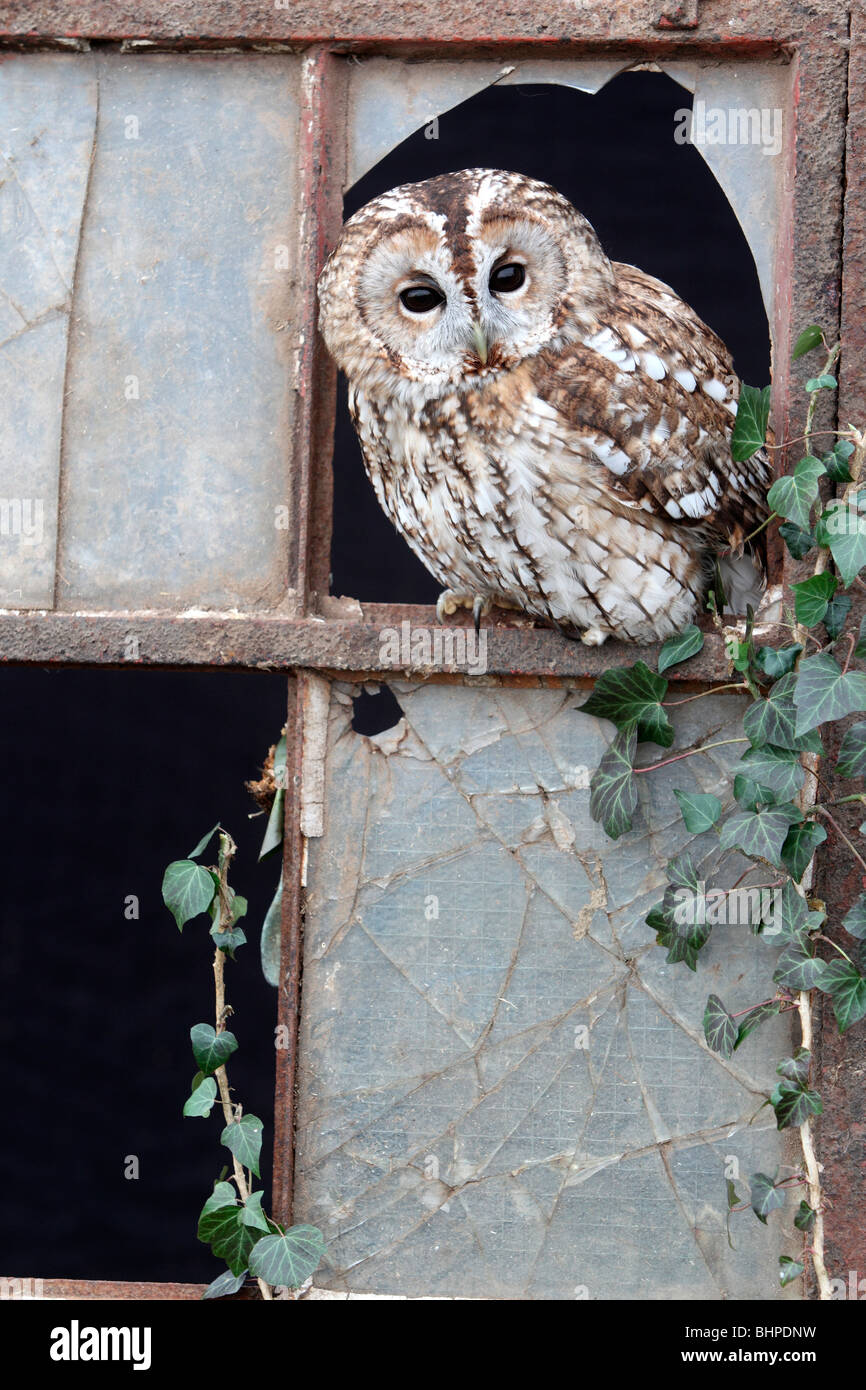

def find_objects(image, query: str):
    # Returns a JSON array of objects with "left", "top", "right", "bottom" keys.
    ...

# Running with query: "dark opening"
[
  {"left": 351, "top": 685, "right": 405, "bottom": 737},
  {"left": 0, "top": 668, "right": 286, "bottom": 1283},
  {"left": 329, "top": 72, "right": 772, "bottom": 605}
]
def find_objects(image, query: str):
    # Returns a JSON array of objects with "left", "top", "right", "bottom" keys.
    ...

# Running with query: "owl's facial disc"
[
  {"left": 470, "top": 213, "right": 569, "bottom": 363},
  {"left": 353, "top": 221, "right": 479, "bottom": 385}
]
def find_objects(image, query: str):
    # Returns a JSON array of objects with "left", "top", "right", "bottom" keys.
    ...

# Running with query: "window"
[{"left": 0, "top": 0, "right": 856, "bottom": 1299}]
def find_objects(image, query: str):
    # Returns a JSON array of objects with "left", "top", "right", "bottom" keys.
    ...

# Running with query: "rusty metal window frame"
[{"left": 0, "top": 0, "right": 854, "bottom": 1299}]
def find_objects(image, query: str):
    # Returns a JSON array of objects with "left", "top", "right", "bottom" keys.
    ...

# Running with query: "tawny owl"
[{"left": 317, "top": 167, "right": 771, "bottom": 645}]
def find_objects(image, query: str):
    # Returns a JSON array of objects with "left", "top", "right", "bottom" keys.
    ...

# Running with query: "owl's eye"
[
  {"left": 399, "top": 285, "right": 445, "bottom": 314},
  {"left": 489, "top": 262, "right": 526, "bottom": 294}
]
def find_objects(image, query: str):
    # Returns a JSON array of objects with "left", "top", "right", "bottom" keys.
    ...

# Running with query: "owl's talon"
[
  {"left": 580, "top": 624, "right": 612, "bottom": 647},
  {"left": 436, "top": 590, "right": 464, "bottom": 622},
  {"left": 436, "top": 590, "right": 490, "bottom": 626}
]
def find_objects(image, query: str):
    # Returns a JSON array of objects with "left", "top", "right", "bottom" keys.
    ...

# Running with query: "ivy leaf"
[
  {"left": 772, "top": 936, "right": 828, "bottom": 991},
  {"left": 719, "top": 806, "right": 801, "bottom": 868},
  {"left": 764, "top": 880, "right": 817, "bottom": 939},
  {"left": 777, "top": 1046, "right": 811, "bottom": 1085},
  {"left": 258, "top": 735, "right": 288, "bottom": 863},
  {"left": 259, "top": 791, "right": 285, "bottom": 863},
  {"left": 209, "top": 884, "right": 249, "bottom": 959},
  {"left": 769, "top": 1079, "right": 822, "bottom": 1130},
  {"left": 794, "top": 1201, "right": 816, "bottom": 1233},
  {"left": 754, "top": 644, "right": 802, "bottom": 680},
  {"left": 767, "top": 456, "right": 825, "bottom": 530},
  {"left": 744, "top": 673, "right": 823, "bottom": 753},
  {"left": 197, "top": 1185, "right": 263, "bottom": 1276},
  {"left": 734, "top": 999, "right": 782, "bottom": 1048},
  {"left": 842, "top": 894, "right": 866, "bottom": 940},
  {"left": 732, "top": 775, "right": 777, "bottom": 811},
  {"left": 749, "top": 1172, "right": 785, "bottom": 1224},
  {"left": 663, "top": 880, "right": 708, "bottom": 937},
  {"left": 823, "top": 441, "right": 854, "bottom": 484},
  {"left": 260, "top": 876, "right": 283, "bottom": 988},
  {"left": 760, "top": 890, "right": 825, "bottom": 941},
  {"left": 726, "top": 636, "right": 753, "bottom": 673},
  {"left": 793, "top": 654, "right": 866, "bottom": 735},
  {"left": 221, "top": 1114, "right": 264, "bottom": 1178},
  {"left": 199, "top": 1180, "right": 236, "bottom": 1214},
  {"left": 650, "top": 904, "right": 711, "bottom": 972},
  {"left": 162, "top": 859, "right": 217, "bottom": 931},
  {"left": 589, "top": 729, "right": 638, "bottom": 840},
  {"left": 792, "top": 324, "right": 824, "bottom": 359},
  {"left": 667, "top": 851, "right": 701, "bottom": 891},
  {"left": 209, "top": 884, "right": 248, "bottom": 928},
  {"left": 816, "top": 502, "right": 866, "bottom": 587},
  {"left": 578, "top": 663, "right": 672, "bottom": 746},
  {"left": 190, "top": 1023, "right": 239, "bottom": 1076},
  {"left": 658, "top": 625, "right": 704, "bottom": 674},
  {"left": 790, "top": 572, "right": 837, "bottom": 628},
  {"left": 781, "top": 821, "right": 827, "bottom": 882},
  {"left": 189, "top": 824, "right": 220, "bottom": 859},
  {"left": 836, "top": 722, "right": 866, "bottom": 778},
  {"left": 731, "top": 384, "right": 771, "bottom": 462},
  {"left": 183, "top": 1075, "right": 217, "bottom": 1118},
  {"left": 672, "top": 788, "right": 722, "bottom": 833},
  {"left": 779, "top": 1256, "right": 805, "bottom": 1287},
  {"left": 733, "top": 745, "right": 804, "bottom": 803},
  {"left": 248, "top": 1225, "right": 327, "bottom": 1290},
  {"left": 824, "top": 594, "right": 853, "bottom": 641},
  {"left": 202, "top": 1268, "right": 247, "bottom": 1300},
  {"left": 778, "top": 523, "right": 816, "bottom": 561},
  {"left": 805, "top": 374, "right": 838, "bottom": 391},
  {"left": 240, "top": 1190, "right": 271, "bottom": 1232},
  {"left": 703, "top": 994, "right": 737, "bottom": 1058},
  {"left": 821, "top": 959, "right": 866, "bottom": 1032},
  {"left": 211, "top": 922, "right": 247, "bottom": 960}
]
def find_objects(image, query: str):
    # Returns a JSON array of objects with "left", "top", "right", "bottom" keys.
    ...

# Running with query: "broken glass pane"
[{"left": 296, "top": 683, "right": 798, "bottom": 1299}]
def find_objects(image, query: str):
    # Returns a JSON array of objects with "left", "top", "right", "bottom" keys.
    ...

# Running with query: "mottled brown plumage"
[{"left": 318, "top": 168, "right": 771, "bottom": 644}]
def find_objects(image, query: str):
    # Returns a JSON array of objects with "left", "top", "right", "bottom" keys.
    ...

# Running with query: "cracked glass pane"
[
  {"left": 0, "top": 52, "right": 299, "bottom": 611},
  {"left": 296, "top": 682, "right": 798, "bottom": 1300}
]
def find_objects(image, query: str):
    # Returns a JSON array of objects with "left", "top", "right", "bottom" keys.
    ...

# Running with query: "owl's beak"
[{"left": 470, "top": 322, "right": 489, "bottom": 366}]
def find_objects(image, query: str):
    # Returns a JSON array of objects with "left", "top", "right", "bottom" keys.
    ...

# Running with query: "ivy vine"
[
  {"left": 578, "top": 326, "right": 866, "bottom": 1298},
  {"left": 162, "top": 825, "right": 325, "bottom": 1300}
]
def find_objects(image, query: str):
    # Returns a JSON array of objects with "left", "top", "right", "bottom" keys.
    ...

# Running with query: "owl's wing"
[{"left": 529, "top": 262, "right": 772, "bottom": 549}]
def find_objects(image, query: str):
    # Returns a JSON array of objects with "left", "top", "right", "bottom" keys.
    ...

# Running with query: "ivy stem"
[
  {"left": 790, "top": 390, "right": 849, "bottom": 1303},
  {"left": 795, "top": 984, "right": 830, "bottom": 1298},
  {"left": 814, "top": 933, "right": 855, "bottom": 965},
  {"left": 741, "top": 513, "right": 777, "bottom": 547},
  {"left": 213, "top": 831, "right": 273, "bottom": 1302},
  {"left": 663, "top": 683, "right": 748, "bottom": 707},
  {"left": 763, "top": 428, "right": 851, "bottom": 453},
  {"left": 841, "top": 630, "right": 857, "bottom": 675},
  {"left": 634, "top": 737, "right": 748, "bottom": 774},
  {"left": 803, "top": 343, "right": 841, "bottom": 453},
  {"left": 813, "top": 805, "right": 866, "bottom": 877},
  {"left": 729, "top": 998, "right": 780, "bottom": 1020}
]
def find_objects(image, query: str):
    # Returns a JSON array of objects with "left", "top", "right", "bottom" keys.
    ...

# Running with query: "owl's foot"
[
  {"left": 580, "top": 624, "right": 612, "bottom": 647},
  {"left": 436, "top": 590, "right": 492, "bottom": 634}
]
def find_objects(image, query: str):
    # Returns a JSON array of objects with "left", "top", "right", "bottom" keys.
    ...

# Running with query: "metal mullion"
[{"left": 290, "top": 47, "right": 349, "bottom": 613}]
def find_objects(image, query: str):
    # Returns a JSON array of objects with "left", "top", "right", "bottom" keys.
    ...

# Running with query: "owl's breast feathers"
[{"left": 347, "top": 260, "right": 771, "bottom": 642}]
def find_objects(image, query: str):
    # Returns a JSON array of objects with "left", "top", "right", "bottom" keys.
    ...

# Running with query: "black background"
[
  {"left": 0, "top": 72, "right": 770, "bottom": 1285},
  {"left": 331, "top": 72, "right": 770, "bottom": 602}
]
